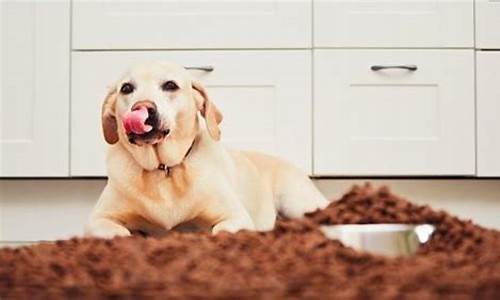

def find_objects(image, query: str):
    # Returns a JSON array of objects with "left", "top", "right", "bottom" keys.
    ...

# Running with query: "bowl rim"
[{"left": 320, "top": 223, "right": 435, "bottom": 233}]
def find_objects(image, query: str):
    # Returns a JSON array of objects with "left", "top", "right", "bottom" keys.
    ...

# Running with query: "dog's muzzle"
[{"left": 124, "top": 100, "right": 170, "bottom": 145}]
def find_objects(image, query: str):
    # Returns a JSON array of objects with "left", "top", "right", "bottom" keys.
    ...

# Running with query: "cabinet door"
[
  {"left": 71, "top": 51, "right": 312, "bottom": 176},
  {"left": 477, "top": 52, "right": 500, "bottom": 176},
  {"left": 0, "top": 1, "right": 70, "bottom": 177},
  {"left": 476, "top": 0, "right": 500, "bottom": 49},
  {"left": 72, "top": 0, "right": 311, "bottom": 49},
  {"left": 314, "top": 50, "right": 475, "bottom": 176},
  {"left": 314, "top": 0, "right": 473, "bottom": 48}
]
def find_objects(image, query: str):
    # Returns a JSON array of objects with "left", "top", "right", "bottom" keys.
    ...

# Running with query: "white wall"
[
  {"left": 1, "top": 179, "right": 499, "bottom": 242},
  {"left": 0, "top": 180, "right": 104, "bottom": 241}
]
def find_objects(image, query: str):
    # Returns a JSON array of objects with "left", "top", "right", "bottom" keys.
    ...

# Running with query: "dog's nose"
[
  {"left": 130, "top": 100, "right": 162, "bottom": 131},
  {"left": 132, "top": 100, "right": 157, "bottom": 116}
]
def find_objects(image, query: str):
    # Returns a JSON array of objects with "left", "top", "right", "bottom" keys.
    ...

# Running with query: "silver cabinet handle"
[
  {"left": 184, "top": 66, "right": 214, "bottom": 72},
  {"left": 371, "top": 65, "right": 418, "bottom": 71}
]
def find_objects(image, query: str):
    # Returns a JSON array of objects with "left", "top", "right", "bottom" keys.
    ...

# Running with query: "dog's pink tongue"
[{"left": 122, "top": 106, "right": 153, "bottom": 135}]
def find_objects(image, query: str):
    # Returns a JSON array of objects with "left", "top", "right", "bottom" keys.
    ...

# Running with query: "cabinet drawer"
[
  {"left": 314, "top": 49, "right": 474, "bottom": 176},
  {"left": 314, "top": 0, "right": 473, "bottom": 48},
  {"left": 476, "top": 0, "right": 500, "bottom": 49},
  {"left": 72, "top": 1, "right": 311, "bottom": 49},
  {"left": 71, "top": 51, "right": 311, "bottom": 176},
  {"left": 477, "top": 52, "right": 500, "bottom": 176}
]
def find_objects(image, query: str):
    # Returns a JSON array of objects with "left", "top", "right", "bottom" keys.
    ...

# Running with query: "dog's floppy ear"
[
  {"left": 101, "top": 89, "right": 119, "bottom": 144},
  {"left": 192, "top": 80, "right": 223, "bottom": 141}
]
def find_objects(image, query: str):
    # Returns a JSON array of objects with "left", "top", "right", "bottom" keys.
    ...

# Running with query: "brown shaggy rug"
[{"left": 1, "top": 184, "right": 500, "bottom": 299}]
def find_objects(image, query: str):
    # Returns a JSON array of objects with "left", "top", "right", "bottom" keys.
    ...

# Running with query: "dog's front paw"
[
  {"left": 212, "top": 218, "right": 255, "bottom": 234},
  {"left": 85, "top": 218, "right": 131, "bottom": 239}
]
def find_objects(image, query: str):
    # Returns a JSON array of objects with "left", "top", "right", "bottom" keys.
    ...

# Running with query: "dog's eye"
[
  {"left": 161, "top": 81, "right": 179, "bottom": 92},
  {"left": 120, "top": 82, "right": 135, "bottom": 95}
]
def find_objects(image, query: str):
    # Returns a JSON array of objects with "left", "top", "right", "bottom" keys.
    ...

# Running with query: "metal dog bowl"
[{"left": 320, "top": 224, "right": 436, "bottom": 257}]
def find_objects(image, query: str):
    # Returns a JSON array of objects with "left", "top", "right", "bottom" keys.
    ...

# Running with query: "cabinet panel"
[
  {"left": 314, "top": 0, "right": 473, "bottom": 48},
  {"left": 314, "top": 49, "right": 475, "bottom": 176},
  {"left": 71, "top": 51, "right": 311, "bottom": 176},
  {"left": 0, "top": 1, "right": 70, "bottom": 177},
  {"left": 477, "top": 52, "right": 500, "bottom": 176},
  {"left": 72, "top": 0, "right": 311, "bottom": 49},
  {"left": 476, "top": 0, "right": 500, "bottom": 49}
]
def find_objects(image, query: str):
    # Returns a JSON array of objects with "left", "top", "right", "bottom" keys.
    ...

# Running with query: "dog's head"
[{"left": 101, "top": 61, "right": 222, "bottom": 169}]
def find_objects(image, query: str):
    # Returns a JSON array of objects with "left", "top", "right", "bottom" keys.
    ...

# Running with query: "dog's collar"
[{"left": 157, "top": 138, "right": 196, "bottom": 176}]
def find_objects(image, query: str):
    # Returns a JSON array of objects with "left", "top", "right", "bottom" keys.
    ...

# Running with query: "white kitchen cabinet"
[
  {"left": 0, "top": 1, "right": 70, "bottom": 177},
  {"left": 477, "top": 52, "right": 500, "bottom": 177},
  {"left": 314, "top": 49, "right": 475, "bottom": 176},
  {"left": 314, "top": 0, "right": 473, "bottom": 48},
  {"left": 476, "top": 0, "right": 500, "bottom": 49},
  {"left": 72, "top": 0, "right": 311, "bottom": 50},
  {"left": 71, "top": 51, "right": 312, "bottom": 176}
]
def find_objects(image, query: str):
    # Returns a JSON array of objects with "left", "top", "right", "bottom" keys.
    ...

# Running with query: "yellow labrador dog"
[{"left": 85, "top": 62, "right": 328, "bottom": 238}]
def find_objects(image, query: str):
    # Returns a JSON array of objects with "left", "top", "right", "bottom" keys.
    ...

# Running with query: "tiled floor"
[
  {"left": 0, "top": 241, "right": 36, "bottom": 249},
  {"left": 1, "top": 179, "right": 500, "bottom": 243}
]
